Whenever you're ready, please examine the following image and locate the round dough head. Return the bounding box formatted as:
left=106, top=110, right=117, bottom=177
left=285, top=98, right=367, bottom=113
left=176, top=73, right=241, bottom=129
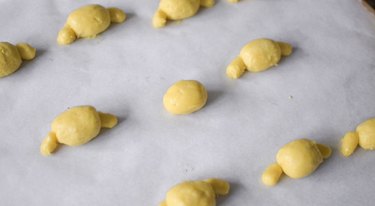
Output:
left=163, top=80, right=208, bottom=115
left=67, top=4, right=111, bottom=38
left=51, top=106, right=101, bottom=146
left=159, top=0, right=200, bottom=20
left=356, top=118, right=375, bottom=150
left=240, top=38, right=281, bottom=72
left=0, top=42, right=22, bottom=78
left=276, top=139, right=323, bottom=179
left=166, top=181, right=215, bottom=206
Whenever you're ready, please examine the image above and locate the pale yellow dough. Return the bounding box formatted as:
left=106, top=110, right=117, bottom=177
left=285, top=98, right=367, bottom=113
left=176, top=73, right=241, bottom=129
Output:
left=262, top=139, right=331, bottom=186
left=153, top=0, right=215, bottom=28
left=226, top=38, right=292, bottom=79
left=163, top=80, right=208, bottom=115
left=160, top=178, right=230, bottom=206
left=0, top=42, right=36, bottom=78
left=40, top=106, right=118, bottom=156
left=341, top=118, right=375, bottom=157
left=57, top=4, right=126, bottom=45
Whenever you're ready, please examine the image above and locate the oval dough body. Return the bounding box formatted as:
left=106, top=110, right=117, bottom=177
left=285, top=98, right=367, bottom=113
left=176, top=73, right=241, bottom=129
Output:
left=166, top=181, right=215, bottom=206
left=163, top=80, right=208, bottom=115
left=240, top=38, right=281, bottom=72
left=0, top=42, right=22, bottom=77
left=159, top=0, right=200, bottom=20
left=67, top=4, right=111, bottom=38
left=356, top=118, right=375, bottom=150
left=51, top=106, right=101, bottom=146
left=276, top=139, right=323, bottom=179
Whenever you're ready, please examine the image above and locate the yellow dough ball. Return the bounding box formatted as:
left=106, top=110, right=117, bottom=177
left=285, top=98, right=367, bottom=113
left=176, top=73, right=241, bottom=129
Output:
left=226, top=38, right=292, bottom=79
left=153, top=0, right=215, bottom=28
left=160, top=179, right=230, bottom=206
left=0, top=42, right=36, bottom=78
left=341, top=118, right=375, bottom=157
left=57, top=4, right=126, bottom=45
left=262, top=139, right=331, bottom=186
left=40, top=106, right=118, bottom=156
left=163, top=80, right=208, bottom=115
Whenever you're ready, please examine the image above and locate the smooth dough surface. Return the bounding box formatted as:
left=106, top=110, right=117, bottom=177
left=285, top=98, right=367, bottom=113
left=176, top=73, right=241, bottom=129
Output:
left=356, top=118, right=375, bottom=150
left=51, top=106, right=101, bottom=146
left=276, top=139, right=324, bottom=179
left=0, top=42, right=22, bottom=77
left=240, top=38, right=282, bottom=72
left=159, top=0, right=201, bottom=20
left=163, top=80, right=208, bottom=115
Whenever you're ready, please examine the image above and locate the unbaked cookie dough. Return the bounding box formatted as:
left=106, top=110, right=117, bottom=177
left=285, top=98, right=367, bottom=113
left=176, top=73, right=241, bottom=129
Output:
left=40, top=106, right=118, bottom=156
left=57, top=4, right=126, bottom=45
left=226, top=38, right=292, bottom=79
left=153, top=0, right=216, bottom=28
left=160, top=178, right=230, bottom=206
left=262, top=138, right=331, bottom=186
left=0, top=42, right=36, bottom=78
left=341, top=118, right=375, bottom=157
left=163, top=80, right=208, bottom=115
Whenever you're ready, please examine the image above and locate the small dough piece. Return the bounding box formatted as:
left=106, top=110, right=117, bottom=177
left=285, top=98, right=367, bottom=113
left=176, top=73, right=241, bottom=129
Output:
left=160, top=178, right=230, bottom=206
left=57, top=4, right=126, bottom=45
left=163, top=80, right=208, bottom=115
left=0, top=42, right=36, bottom=78
left=226, top=38, right=292, bottom=79
left=262, top=139, right=331, bottom=186
left=40, top=106, right=118, bottom=156
left=153, top=0, right=215, bottom=28
left=341, top=118, right=375, bottom=156
left=227, top=0, right=239, bottom=3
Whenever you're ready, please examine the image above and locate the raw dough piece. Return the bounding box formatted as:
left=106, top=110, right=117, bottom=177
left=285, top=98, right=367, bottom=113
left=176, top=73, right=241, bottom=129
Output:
left=160, top=178, right=230, bottom=206
left=227, top=0, right=239, bottom=3
left=163, top=80, right=208, bottom=115
left=226, top=38, right=292, bottom=79
left=57, top=4, right=126, bottom=45
left=341, top=118, right=375, bottom=157
left=0, top=42, right=36, bottom=78
left=40, top=106, right=118, bottom=156
left=153, top=0, right=215, bottom=28
left=262, top=139, right=331, bottom=186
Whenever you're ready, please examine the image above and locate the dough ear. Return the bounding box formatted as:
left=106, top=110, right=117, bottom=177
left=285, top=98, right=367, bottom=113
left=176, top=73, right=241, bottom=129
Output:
left=16, top=43, right=36, bottom=60
left=57, top=25, right=77, bottom=45
left=277, top=42, right=293, bottom=56
left=153, top=10, right=167, bottom=28
left=203, top=178, right=230, bottom=195
left=261, top=163, right=283, bottom=186
left=99, top=112, right=118, bottom=128
left=227, top=0, right=239, bottom=3
left=108, top=7, right=127, bottom=23
left=200, top=0, right=215, bottom=8
left=40, top=132, right=59, bottom=156
left=316, top=143, right=332, bottom=159
left=340, top=132, right=359, bottom=157
left=226, top=56, right=247, bottom=79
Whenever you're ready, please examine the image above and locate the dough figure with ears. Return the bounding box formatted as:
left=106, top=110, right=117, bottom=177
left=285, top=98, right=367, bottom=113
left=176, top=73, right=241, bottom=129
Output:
left=262, top=139, right=331, bottom=186
left=40, top=106, right=118, bottom=156
left=341, top=118, right=375, bottom=157
left=226, top=38, right=292, bottom=79
left=160, top=178, right=230, bottom=206
left=57, top=4, right=126, bottom=45
left=0, top=42, right=36, bottom=78
left=153, top=0, right=215, bottom=28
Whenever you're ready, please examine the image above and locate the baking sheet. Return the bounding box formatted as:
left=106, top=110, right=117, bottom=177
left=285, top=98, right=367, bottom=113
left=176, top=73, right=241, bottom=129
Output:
left=1, top=0, right=375, bottom=205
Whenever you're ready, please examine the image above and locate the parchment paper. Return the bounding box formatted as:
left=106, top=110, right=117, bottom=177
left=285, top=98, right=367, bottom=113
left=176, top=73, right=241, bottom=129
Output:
left=1, top=0, right=375, bottom=205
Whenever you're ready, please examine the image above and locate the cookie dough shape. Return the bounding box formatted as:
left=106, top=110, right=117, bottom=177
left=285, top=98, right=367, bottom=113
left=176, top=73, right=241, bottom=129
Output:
left=153, top=0, right=216, bottom=28
left=57, top=4, right=126, bottom=45
left=163, top=80, right=208, bottom=115
left=262, top=139, right=331, bottom=186
left=0, top=42, right=36, bottom=78
left=40, top=106, right=118, bottom=156
left=160, top=178, right=230, bottom=206
left=226, top=38, right=292, bottom=79
left=341, top=118, right=375, bottom=157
